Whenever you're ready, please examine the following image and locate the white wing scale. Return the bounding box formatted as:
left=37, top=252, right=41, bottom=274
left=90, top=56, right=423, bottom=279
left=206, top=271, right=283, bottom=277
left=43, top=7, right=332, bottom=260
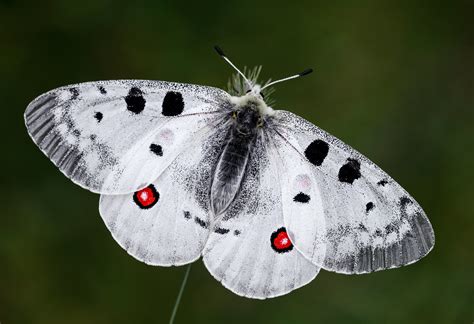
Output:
left=272, top=111, right=435, bottom=274
left=25, top=80, right=229, bottom=194
left=99, top=117, right=230, bottom=266
left=203, top=133, right=320, bottom=299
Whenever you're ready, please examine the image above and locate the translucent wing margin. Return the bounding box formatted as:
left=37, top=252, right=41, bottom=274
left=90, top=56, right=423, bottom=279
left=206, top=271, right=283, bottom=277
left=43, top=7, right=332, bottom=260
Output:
left=25, top=80, right=230, bottom=194
left=272, top=111, right=435, bottom=274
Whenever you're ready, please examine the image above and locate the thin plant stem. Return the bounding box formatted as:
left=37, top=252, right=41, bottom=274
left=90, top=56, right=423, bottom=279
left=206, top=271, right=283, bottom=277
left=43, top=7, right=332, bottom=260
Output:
left=169, top=264, right=192, bottom=324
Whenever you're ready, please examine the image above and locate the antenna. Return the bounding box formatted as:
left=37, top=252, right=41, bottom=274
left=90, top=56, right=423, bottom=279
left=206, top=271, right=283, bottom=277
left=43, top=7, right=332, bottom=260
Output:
left=260, top=68, right=313, bottom=91
left=214, top=46, right=253, bottom=89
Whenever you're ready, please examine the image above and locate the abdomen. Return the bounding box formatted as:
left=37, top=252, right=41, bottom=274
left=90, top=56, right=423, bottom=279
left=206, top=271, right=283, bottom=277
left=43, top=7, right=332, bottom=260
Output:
left=210, top=130, right=255, bottom=216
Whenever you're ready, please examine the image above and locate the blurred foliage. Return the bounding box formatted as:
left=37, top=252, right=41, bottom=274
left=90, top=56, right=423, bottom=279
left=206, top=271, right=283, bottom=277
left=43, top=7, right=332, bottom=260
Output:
left=0, top=0, right=473, bottom=323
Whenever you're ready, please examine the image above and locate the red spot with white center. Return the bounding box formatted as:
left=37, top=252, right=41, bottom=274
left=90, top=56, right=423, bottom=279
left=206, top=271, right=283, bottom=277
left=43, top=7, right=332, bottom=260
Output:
left=270, top=227, right=293, bottom=253
left=133, top=184, right=159, bottom=209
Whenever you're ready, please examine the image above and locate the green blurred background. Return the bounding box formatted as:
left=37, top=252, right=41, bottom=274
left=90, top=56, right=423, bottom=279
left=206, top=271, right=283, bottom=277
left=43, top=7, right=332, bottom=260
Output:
left=1, top=0, right=473, bottom=323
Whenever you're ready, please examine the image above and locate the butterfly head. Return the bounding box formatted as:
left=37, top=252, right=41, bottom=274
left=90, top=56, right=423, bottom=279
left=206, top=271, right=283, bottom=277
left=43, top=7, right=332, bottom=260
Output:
left=226, top=65, right=273, bottom=100
left=245, top=84, right=266, bottom=99
left=230, top=93, right=272, bottom=135
left=215, top=45, right=312, bottom=118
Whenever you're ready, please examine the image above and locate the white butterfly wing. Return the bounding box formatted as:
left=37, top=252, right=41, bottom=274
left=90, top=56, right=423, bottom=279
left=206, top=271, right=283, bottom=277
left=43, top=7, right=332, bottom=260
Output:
left=25, top=80, right=229, bottom=194
left=272, top=111, right=435, bottom=274
left=203, top=133, right=320, bottom=299
left=99, top=117, right=230, bottom=266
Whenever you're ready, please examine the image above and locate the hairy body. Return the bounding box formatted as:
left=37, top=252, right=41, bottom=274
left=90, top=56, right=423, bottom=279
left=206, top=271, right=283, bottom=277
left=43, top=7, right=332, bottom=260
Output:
left=210, top=95, right=272, bottom=216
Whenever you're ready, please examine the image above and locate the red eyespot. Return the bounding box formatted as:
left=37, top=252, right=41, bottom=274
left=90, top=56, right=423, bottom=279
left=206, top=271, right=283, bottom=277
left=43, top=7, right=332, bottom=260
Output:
left=270, top=227, right=293, bottom=253
left=133, top=185, right=159, bottom=209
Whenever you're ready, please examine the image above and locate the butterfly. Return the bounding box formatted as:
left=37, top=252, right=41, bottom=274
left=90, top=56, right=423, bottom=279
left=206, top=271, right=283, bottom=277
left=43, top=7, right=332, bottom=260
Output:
left=24, top=46, right=434, bottom=299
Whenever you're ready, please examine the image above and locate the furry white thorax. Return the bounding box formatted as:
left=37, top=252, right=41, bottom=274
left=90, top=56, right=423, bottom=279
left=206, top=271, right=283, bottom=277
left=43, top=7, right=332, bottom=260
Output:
left=229, top=85, right=276, bottom=117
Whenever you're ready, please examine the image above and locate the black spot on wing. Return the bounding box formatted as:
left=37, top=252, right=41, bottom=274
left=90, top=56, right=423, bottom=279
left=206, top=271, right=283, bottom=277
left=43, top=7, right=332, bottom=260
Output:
left=69, top=87, right=79, bottom=100
left=385, top=223, right=398, bottom=235
left=162, top=91, right=184, bottom=116
left=293, top=192, right=311, bottom=203
left=125, top=87, right=146, bottom=114
left=214, top=227, right=230, bottom=234
left=98, top=86, right=107, bottom=94
left=366, top=202, right=375, bottom=213
left=338, top=158, right=361, bottom=184
left=304, top=139, right=329, bottom=166
left=194, top=216, right=209, bottom=229
left=233, top=230, right=241, bottom=236
left=149, top=143, right=163, bottom=156
left=358, top=223, right=368, bottom=231
left=377, top=179, right=388, bottom=186
left=400, top=196, right=412, bottom=207
left=94, top=112, right=103, bottom=122
left=183, top=211, right=191, bottom=219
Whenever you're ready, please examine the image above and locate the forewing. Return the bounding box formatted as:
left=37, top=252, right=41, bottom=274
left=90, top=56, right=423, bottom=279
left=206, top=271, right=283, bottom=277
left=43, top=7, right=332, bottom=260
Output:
left=203, top=132, right=320, bottom=299
left=25, top=80, right=229, bottom=194
left=99, top=117, right=230, bottom=266
left=272, top=111, right=435, bottom=274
